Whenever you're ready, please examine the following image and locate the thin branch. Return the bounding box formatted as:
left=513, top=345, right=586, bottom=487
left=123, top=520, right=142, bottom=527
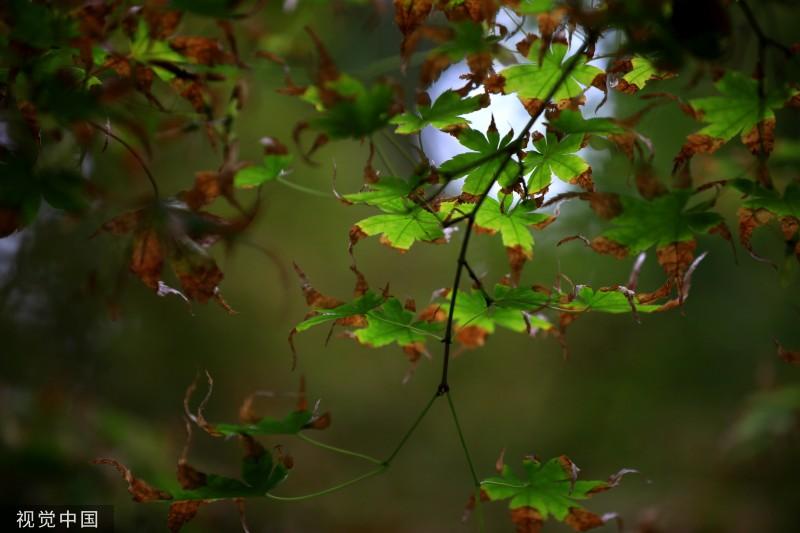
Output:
left=447, top=390, right=484, bottom=532
left=463, top=260, right=493, bottom=304
left=88, top=121, right=160, bottom=199
left=737, top=1, right=794, bottom=58
left=383, top=392, right=438, bottom=465
left=436, top=32, right=598, bottom=394
left=446, top=391, right=479, bottom=486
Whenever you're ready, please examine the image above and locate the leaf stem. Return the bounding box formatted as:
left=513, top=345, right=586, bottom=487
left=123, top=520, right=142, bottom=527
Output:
left=265, top=465, right=386, bottom=501
left=462, top=260, right=493, bottom=304
left=88, top=121, right=160, bottom=199
left=276, top=176, right=331, bottom=198
left=372, top=138, right=399, bottom=177
left=381, top=130, right=418, bottom=167
left=383, top=392, right=438, bottom=465
left=297, top=433, right=383, bottom=465
left=446, top=391, right=479, bottom=486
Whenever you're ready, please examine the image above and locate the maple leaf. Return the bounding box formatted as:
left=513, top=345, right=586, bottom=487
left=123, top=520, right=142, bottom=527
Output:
left=613, top=56, right=670, bottom=94
left=295, top=291, right=386, bottom=333
left=309, top=75, right=398, bottom=139
left=594, top=190, right=722, bottom=255
left=731, top=180, right=800, bottom=262
left=351, top=207, right=445, bottom=252
left=431, top=285, right=553, bottom=348
left=453, top=288, right=552, bottom=334
left=390, top=90, right=487, bottom=134
left=475, top=195, right=554, bottom=282
left=726, top=385, right=800, bottom=455
left=234, top=154, right=294, bottom=188
left=354, top=297, right=442, bottom=348
left=343, top=176, right=418, bottom=212
left=515, top=0, right=554, bottom=14
left=502, top=43, right=603, bottom=109
left=438, top=124, right=518, bottom=194
left=481, top=455, right=629, bottom=532
left=547, top=109, right=626, bottom=137
left=524, top=133, right=592, bottom=193
left=557, top=286, right=661, bottom=314
left=94, top=376, right=313, bottom=532
left=675, top=71, right=793, bottom=167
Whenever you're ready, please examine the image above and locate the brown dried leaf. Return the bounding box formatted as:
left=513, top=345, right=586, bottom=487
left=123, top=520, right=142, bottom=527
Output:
left=776, top=340, right=800, bottom=366
left=741, top=118, right=775, bottom=157
left=590, top=236, right=628, bottom=258
left=510, top=506, right=544, bottom=533
left=564, top=507, right=605, bottom=531
left=673, top=134, right=724, bottom=172
left=635, top=165, right=667, bottom=200
left=170, top=37, right=232, bottom=66
left=91, top=458, right=172, bottom=502
left=656, top=240, right=696, bottom=279
left=737, top=207, right=774, bottom=262
left=130, top=228, right=164, bottom=290
left=167, top=501, right=205, bottom=533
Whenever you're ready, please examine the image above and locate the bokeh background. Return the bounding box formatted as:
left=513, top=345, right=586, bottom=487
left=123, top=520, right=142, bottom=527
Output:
left=2, top=2, right=800, bottom=532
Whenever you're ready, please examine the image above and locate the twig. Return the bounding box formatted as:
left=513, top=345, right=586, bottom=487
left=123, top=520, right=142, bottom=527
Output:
left=463, top=260, right=493, bottom=304
left=88, top=120, right=160, bottom=199
left=436, top=32, right=598, bottom=395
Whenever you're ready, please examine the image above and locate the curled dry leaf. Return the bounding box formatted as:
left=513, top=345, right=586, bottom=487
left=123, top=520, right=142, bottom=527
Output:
left=776, top=340, right=800, bottom=366
left=91, top=458, right=172, bottom=502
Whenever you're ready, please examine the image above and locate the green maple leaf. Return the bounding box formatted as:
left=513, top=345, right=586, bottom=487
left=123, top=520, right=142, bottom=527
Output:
left=481, top=456, right=610, bottom=525
left=353, top=207, right=445, bottom=251
left=355, top=298, right=442, bottom=347
left=390, top=90, right=486, bottom=134
left=622, top=56, right=659, bottom=90
left=732, top=180, right=800, bottom=217
left=214, top=410, right=315, bottom=437
left=547, top=109, right=625, bottom=136
left=601, top=190, right=722, bottom=252
left=343, top=177, right=416, bottom=213
left=492, top=284, right=553, bottom=311
left=439, top=127, right=518, bottom=194
left=311, top=75, right=395, bottom=139
left=295, top=291, right=386, bottom=332
left=728, top=384, right=800, bottom=454
left=558, top=286, right=661, bottom=314
left=436, top=21, right=496, bottom=60
left=475, top=195, right=552, bottom=257
left=502, top=43, right=602, bottom=104
left=452, top=286, right=552, bottom=334
left=516, top=0, right=554, bottom=14
left=524, top=133, right=590, bottom=193
left=234, top=154, right=294, bottom=188
left=689, top=71, right=789, bottom=141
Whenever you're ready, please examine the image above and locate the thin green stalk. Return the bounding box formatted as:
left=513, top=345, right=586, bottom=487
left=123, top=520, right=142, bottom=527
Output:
left=276, top=176, right=331, bottom=198
left=297, top=433, right=383, bottom=465
left=372, top=139, right=399, bottom=177
left=381, top=130, right=417, bottom=167
left=265, top=465, right=386, bottom=501
left=383, top=392, right=438, bottom=465
left=447, top=391, right=484, bottom=532
left=446, top=392, right=479, bottom=486
left=88, top=121, right=160, bottom=199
